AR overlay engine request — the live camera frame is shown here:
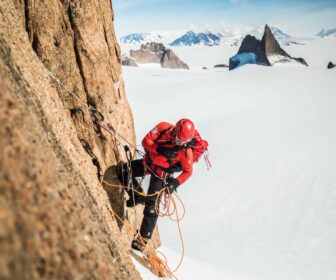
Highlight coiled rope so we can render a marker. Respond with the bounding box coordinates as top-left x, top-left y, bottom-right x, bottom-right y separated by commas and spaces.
102, 180, 186, 279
